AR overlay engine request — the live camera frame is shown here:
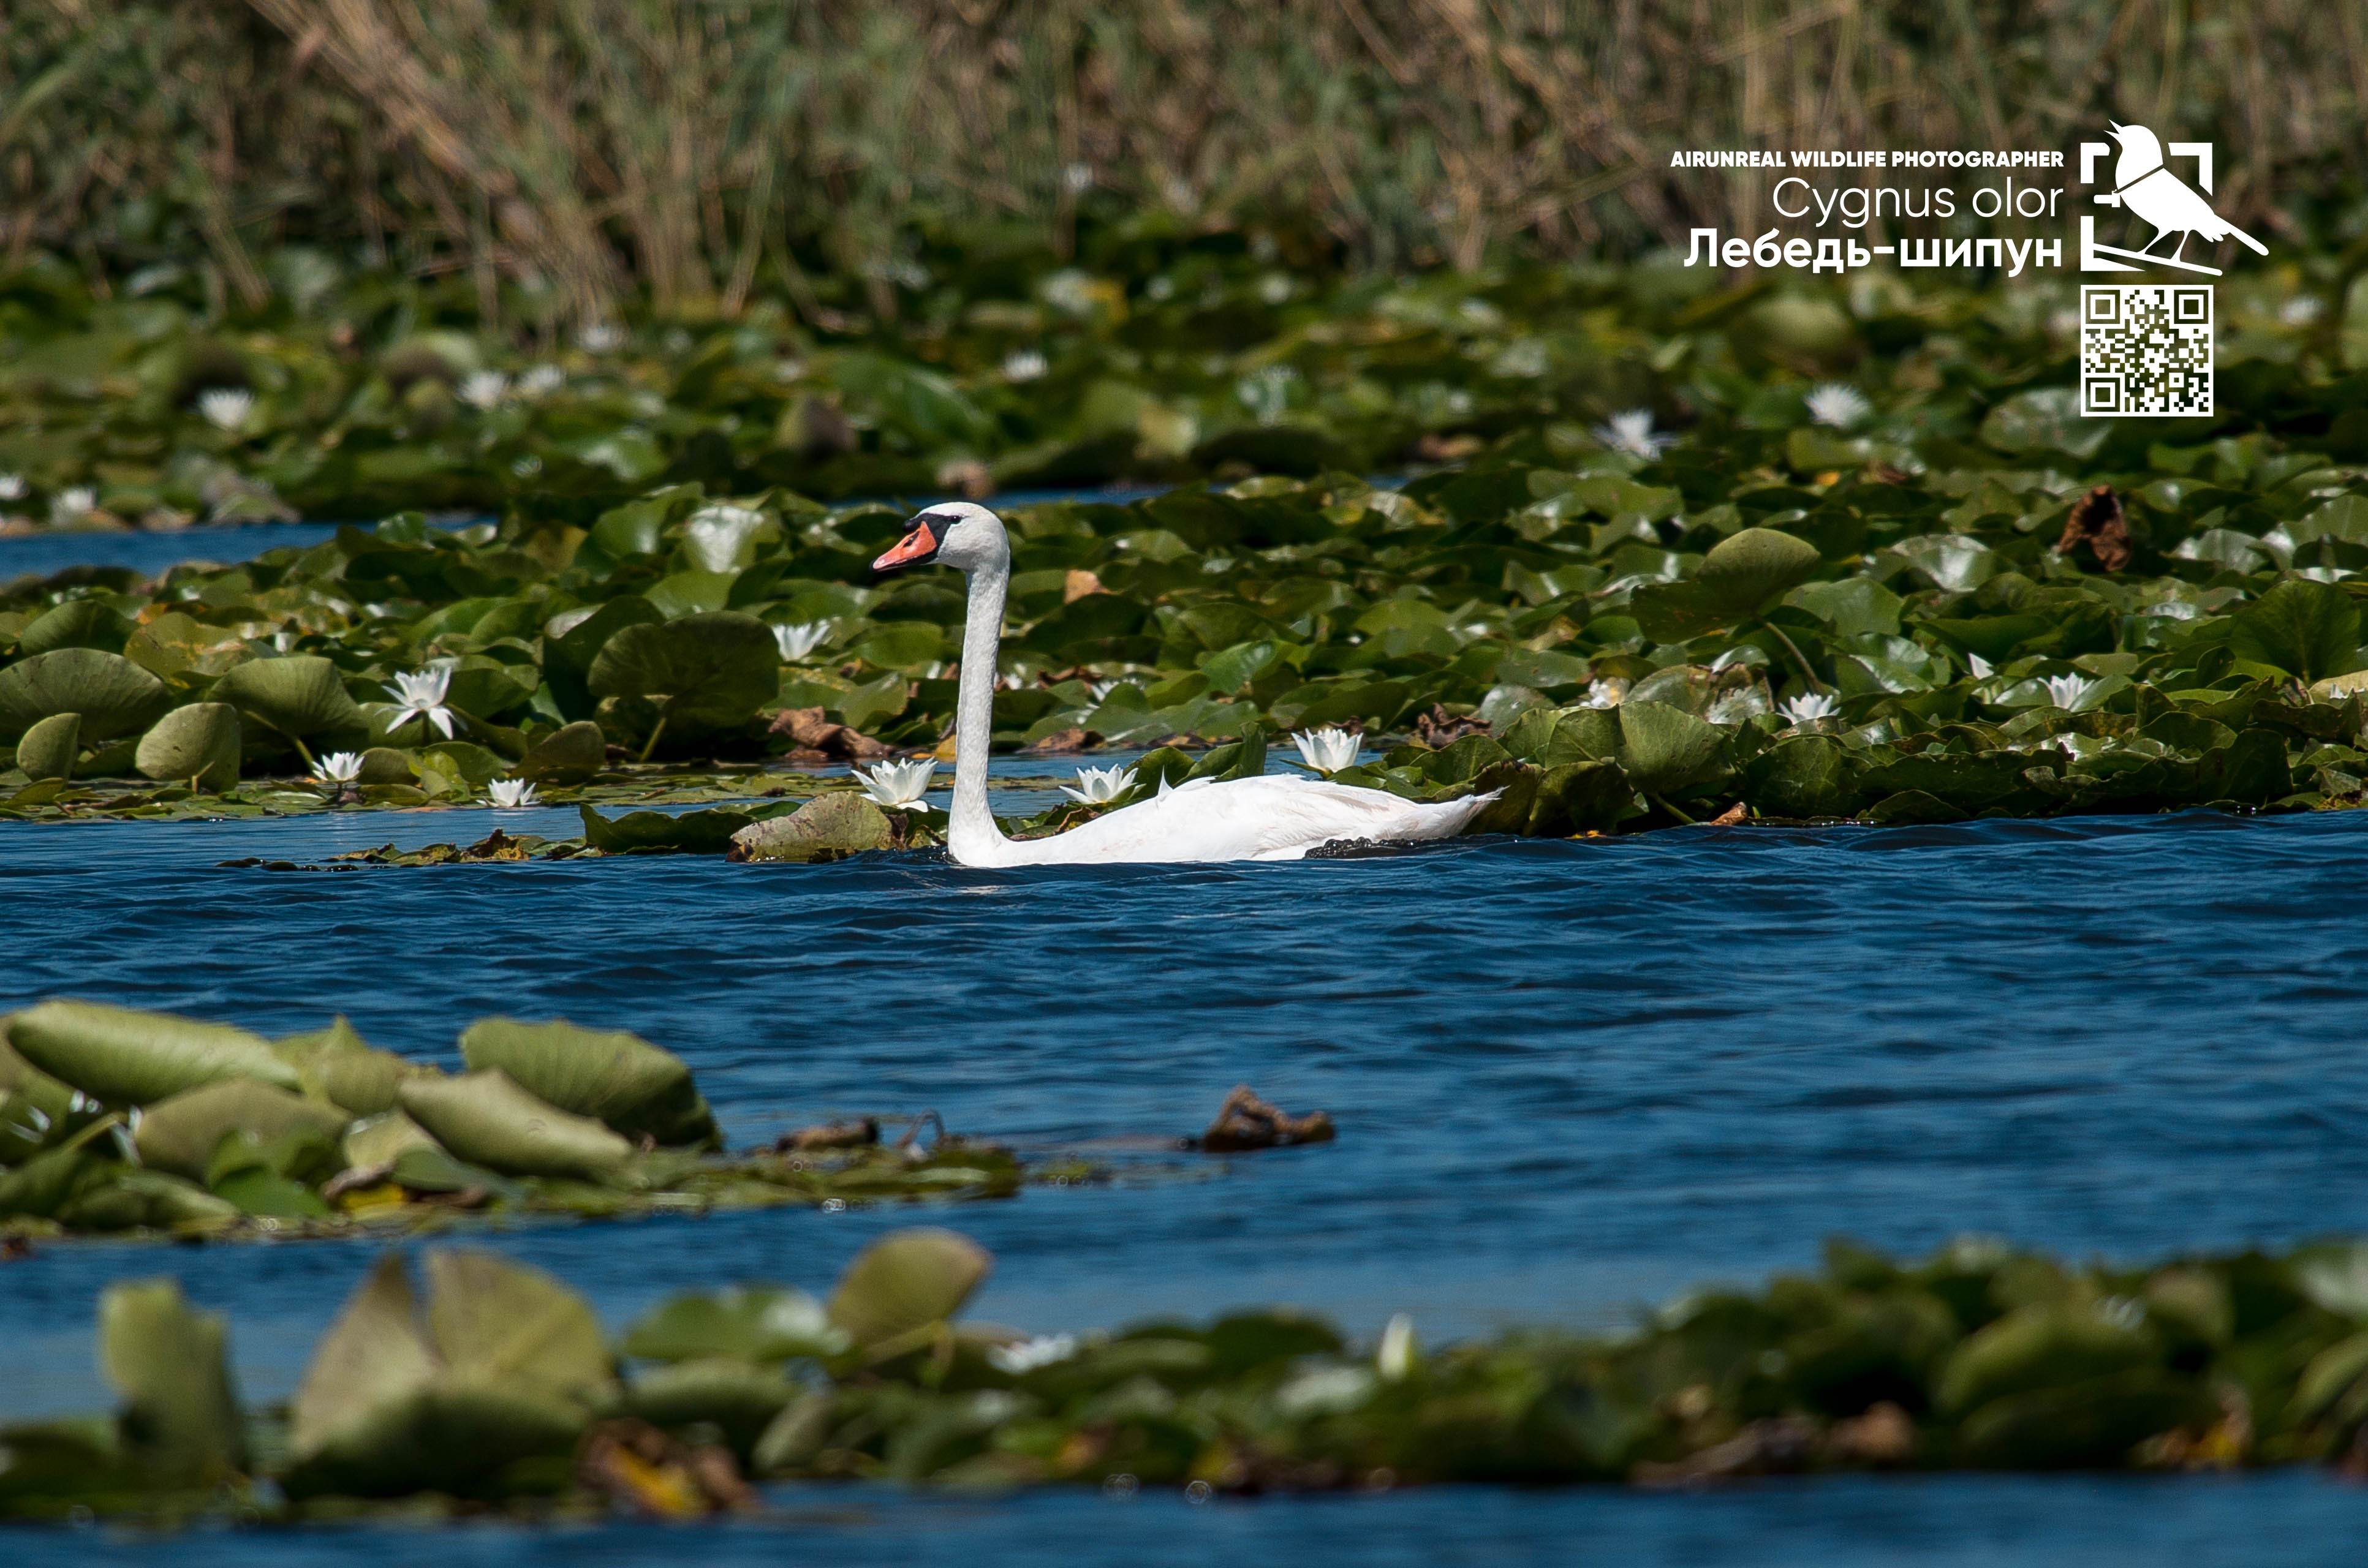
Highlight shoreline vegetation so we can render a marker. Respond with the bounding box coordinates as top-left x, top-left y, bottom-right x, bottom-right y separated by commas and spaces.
9, 1225, 2368, 1521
